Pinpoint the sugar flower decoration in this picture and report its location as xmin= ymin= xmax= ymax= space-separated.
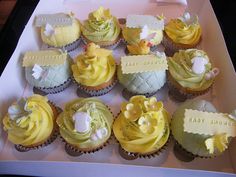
xmin=138 ymin=114 xmax=157 ymax=133
xmin=205 ymin=133 xmax=229 ymax=154
xmin=144 ymin=97 xmax=163 ymax=112
xmin=91 ymin=7 xmax=112 ymax=21
xmin=121 ymin=102 xmax=142 ymax=121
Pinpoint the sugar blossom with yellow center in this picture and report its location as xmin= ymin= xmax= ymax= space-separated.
xmin=113 ymin=95 xmax=170 ymax=154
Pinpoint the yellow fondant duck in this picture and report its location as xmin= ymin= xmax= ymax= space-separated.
xmin=85 ymin=43 xmax=112 ymax=58
xmin=127 ymin=39 xmax=152 ymax=55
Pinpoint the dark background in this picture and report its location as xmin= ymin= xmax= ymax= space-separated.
xmin=0 ymin=0 xmax=236 ymax=75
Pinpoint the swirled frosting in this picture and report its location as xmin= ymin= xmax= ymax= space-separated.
xmin=168 ymin=49 xmax=214 ymax=91
xmin=3 ymin=95 xmax=54 ymax=146
xmin=123 ymin=27 xmax=163 ymax=45
xmin=56 ymin=98 xmax=113 ymax=149
xmin=81 ymin=7 xmax=120 ymax=43
xmin=164 ymin=17 xmax=201 ymax=45
xmin=41 ymin=14 xmax=81 ymax=47
xmin=113 ymin=96 xmax=170 ymax=154
xmin=71 ymin=43 xmax=116 ymax=87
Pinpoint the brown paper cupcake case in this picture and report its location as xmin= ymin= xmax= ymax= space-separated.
xmin=113 ymin=112 xmax=170 ymax=160
xmin=72 ymin=76 xmax=118 ymax=97
xmin=173 ymin=140 xmax=214 ymax=162
xmin=167 ymin=73 xmax=213 ymax=102
xmin=45 ymin=38 xmax=81 ymax=52
xmin=58 ymin=104 xmax=114 ymax=156
xmin=33 ymin=77 xmax=72 ymax=95
xmin=14 ymin=102 xmax=62 ymax=152
xmin=81 ymin=35 xmax=122 ymax=50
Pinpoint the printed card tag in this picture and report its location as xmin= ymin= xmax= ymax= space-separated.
xmin=34 ymin=13 xmax=73 ymax=27
xmin=126 ymin=15 xmax=164 ymax=30
xmin=23 ymin=50 xmax=67 ymax=67
xmin=184 ymin=109 xmax=236 ymax=137
xmin=121 ymin=55 xmax=168 ymax=74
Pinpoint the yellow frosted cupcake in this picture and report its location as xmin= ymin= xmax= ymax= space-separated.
xmin=71 ymin=43 xmax=117 ymax=96
xmin=168 ymin=49 xmax=219 ymax=101
xmin=36 ymin=13 xmax=81 ymax=50
xmin=163 ymin=12 xmax=201 ymax=55
xmin=57 ymin=98 xmax=113 ymax=156
xmin=81 ymin=7 xmax=121 ymax=47
xmin=113 ymin=95 xmax=170 ymax=159
xmin=2 ymin=94 xmax=58 ymax=151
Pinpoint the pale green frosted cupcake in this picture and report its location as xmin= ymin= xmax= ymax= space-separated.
xmin=168 ymin=49 xmax=219 ymax=101
xmin=23 ymin=49 xmax=72 ymax=94
xmin=117 ymin=52 xmax=167 ymax=95
xmin=171 ymin=99 xmax=233 ymax=159
xmin=57 ymin=98 xmax=113 ymax=155
xmin=81 ymin=7 xmax=121 ymax=47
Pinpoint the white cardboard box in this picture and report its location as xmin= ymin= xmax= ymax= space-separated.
xmin=0 ymin=0 xmax=236 ymax=176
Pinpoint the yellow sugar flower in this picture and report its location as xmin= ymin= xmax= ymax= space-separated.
xmin=205 ymin=133 xmax=229 ymax=154
xmin=121 ymin=102 xmax=142 ymax=121
xmin=144 ymin=97 xmax=163 ymax=112
xmin=91 ymin=7 xmax=112 ymax=21
xmin=138 ymin=114 xmax=157 ymax=133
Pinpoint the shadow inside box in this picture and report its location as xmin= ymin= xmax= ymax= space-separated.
xmin=179 ymin=149 xmax=234 ymax=172
xmin=11 ymin=138 xmax=60 ymax=161
xmin=65 ymin=139 xmax=171 ymax=167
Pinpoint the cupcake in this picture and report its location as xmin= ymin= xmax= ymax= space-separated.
xmin=168 ymin=49 xmax=219 ymax=101
xmin=2 ymin=94 xmax=59 ymax=152
xmin=72 ymin=43 xmax=117 ymax=96
xmin=57 ymin=98 xmax=113 ymax=156
xmin=163 ymin=12 xmax=201 ymax=56
xmin=113 ymin=96 xmax=170 ymax=159
xmin=23 ymin=49 xmax=72 ymax=94
xmin=123 ymin=15 xmax=164 ymax=46
xmin=118 ymin=49 xmax=167 ymax=97
xmin=81 ymin=7 xmax=121 ymax=48
xmin=171 ymin=99 xmax=235 ymax=161
xmin=35 ymin=13 xmax=81 ymax=51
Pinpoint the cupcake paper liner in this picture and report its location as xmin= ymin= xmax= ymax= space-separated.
xmin=81 ymin=35 xmax=122 ymax=50
xmin=59 ymin=105 xmax=114 ymax=156
xmin=45 ymin=38 xmax=81 ymax=52
xmin=173 ymin=140 xmax=214 ymax=161
xmin=14 ymin=103 xmax=61 ymax=152
xmin=121 ymin=88 xmax=157 ymax=100
xmin=72 ymin=76 xmax=118 ymax=97
xmin=113 ymin=112 xmax=170 ymax=160
xmin=33 ymin=77 xmax=72 ymax=95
